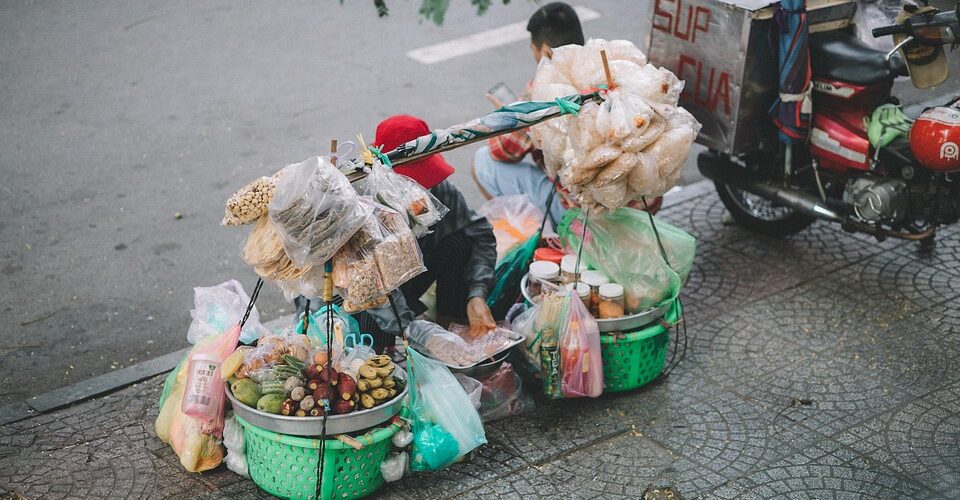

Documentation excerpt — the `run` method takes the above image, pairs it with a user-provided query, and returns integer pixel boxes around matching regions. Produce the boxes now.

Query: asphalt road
[0,0,956,406]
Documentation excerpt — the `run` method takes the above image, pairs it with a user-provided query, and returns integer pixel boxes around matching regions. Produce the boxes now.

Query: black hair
[526,2,585,48]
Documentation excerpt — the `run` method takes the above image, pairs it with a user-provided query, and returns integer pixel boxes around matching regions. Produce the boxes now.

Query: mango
[256,393,286,414]
[231,378,262,407]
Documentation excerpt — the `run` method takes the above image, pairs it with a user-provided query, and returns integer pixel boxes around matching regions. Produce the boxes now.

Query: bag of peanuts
[222,175,278,226]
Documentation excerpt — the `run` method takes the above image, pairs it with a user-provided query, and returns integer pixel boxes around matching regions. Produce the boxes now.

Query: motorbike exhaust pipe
[698,151,844,223]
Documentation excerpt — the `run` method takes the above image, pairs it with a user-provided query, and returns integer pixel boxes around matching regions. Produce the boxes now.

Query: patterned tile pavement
[2,193,959,499]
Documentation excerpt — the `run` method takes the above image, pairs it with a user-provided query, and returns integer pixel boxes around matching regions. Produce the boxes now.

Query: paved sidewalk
[2,188,960,499]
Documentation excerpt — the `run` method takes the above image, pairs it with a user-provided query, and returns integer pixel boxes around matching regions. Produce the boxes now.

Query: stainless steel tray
[520,274,669,333]
[226,373,407,437]
[448,350,510,378]
[427,330,525,371]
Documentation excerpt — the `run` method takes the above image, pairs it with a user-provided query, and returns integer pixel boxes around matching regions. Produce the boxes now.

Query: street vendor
[359,115,498,349]
[471,2,662,224]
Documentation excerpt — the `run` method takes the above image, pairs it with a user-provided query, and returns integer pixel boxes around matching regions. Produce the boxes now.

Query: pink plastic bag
[181,323,241,433]
[559,295,603,398]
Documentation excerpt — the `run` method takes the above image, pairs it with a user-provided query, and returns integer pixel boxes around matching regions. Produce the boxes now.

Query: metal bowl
[448,349,510,378]
[520,274,670,333]
[226,372,407,437]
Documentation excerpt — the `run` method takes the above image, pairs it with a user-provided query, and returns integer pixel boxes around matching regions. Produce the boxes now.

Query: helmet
[910,104,960,172]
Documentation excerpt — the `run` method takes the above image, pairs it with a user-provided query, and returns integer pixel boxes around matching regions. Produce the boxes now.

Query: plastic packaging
[181,324,242,424]
[559,208,695,313]
[268,156,367,267]
[406,347,486,471]
[535,291,569,398]
[854,0,900,51]
[455,374,483,410]
[406,320,516,368]
[187,280,265,345]
[529,38,701,209]
[528,260,560,297]
[559,294,604,398]
[243,216,312,282]
[565,282,591,303]
[477,195,549,262]
[511,303,541,370]
[223,416,249,478]
[357,161,449,238]
[476,362,535,421]
[338,345,376,379]
[381,452,408,482]
[223,175,278,227]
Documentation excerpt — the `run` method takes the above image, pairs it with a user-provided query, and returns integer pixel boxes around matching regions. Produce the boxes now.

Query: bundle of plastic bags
[529,39,702,210]
[559,207,696,313]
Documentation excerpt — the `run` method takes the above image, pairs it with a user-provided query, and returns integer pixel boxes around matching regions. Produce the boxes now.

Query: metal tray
[520,274,669,333]
[448,350,510,378]
[226,373,408,437]
[427,330,525,372]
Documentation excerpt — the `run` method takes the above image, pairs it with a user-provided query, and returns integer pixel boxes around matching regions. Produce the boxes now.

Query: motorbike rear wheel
[715,182,816,237]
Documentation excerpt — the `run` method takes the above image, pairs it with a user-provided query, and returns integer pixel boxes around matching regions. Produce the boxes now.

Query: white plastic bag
[455,374,483,410]
[187,280,265,345]
[223,416,249,478]
[381,452,408,482]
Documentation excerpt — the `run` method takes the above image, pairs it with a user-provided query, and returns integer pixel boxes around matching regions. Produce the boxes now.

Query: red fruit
[319,366,340,386]
[313,384,333,402]
[304,363,322,380]
[280,399,297,416]
[331,398,355,415]
[337,373,357,401]
[307,379,322,392]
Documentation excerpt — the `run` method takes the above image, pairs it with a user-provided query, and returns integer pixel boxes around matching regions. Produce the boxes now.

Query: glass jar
[528,260,560,298]
[564,281,591,304]
[559,255,588,284]
[580,270,610,317]
[598,283,626,319]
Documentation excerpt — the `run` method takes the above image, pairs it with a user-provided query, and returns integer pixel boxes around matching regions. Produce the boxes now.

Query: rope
[553,97,581,116]
[239,278,263,331]
[315,262,336,500]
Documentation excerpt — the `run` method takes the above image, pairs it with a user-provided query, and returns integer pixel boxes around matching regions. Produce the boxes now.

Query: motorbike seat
[810,31,908,86]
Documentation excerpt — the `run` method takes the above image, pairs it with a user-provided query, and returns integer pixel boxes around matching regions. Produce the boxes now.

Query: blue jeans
[472,146,565,227]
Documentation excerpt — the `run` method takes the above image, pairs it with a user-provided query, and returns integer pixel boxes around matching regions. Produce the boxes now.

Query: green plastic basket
[599,301,679,392]
[237,416,399,500]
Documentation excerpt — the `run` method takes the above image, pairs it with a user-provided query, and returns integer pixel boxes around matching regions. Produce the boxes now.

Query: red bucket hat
[374,115,455,189]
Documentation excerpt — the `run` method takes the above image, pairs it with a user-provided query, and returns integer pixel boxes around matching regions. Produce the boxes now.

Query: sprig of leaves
[368,0,514,25]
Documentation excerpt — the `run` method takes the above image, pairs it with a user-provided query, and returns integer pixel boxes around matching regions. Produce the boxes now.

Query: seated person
[357,115,498,350]
[472,2,662,223]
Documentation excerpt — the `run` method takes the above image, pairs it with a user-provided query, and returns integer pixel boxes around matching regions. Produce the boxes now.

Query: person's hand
[466,296,496,339]
[485,92,505,109]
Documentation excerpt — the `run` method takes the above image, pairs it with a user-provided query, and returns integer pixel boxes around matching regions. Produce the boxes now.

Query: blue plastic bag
[406,346,486,471]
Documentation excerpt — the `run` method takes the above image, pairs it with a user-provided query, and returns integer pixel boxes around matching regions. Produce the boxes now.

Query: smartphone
[487,82,517,106]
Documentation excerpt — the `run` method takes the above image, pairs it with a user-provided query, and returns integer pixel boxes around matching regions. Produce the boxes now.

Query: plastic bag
[223,416,249,478]
[268,156,367,267]
[455,374,483,410]
[381,452,408,482]
[182,324,242,424]
[477,195,550,262]
[243,216,312,282]
[357,161,449,238]
[476,362,535,421]
[187,280,265,345]
[559,294,603,398]
[337,344,376,378]
[534,291,570,398]
[156,347,224,472]
[406,320,515,368]
[854,0,900,51]
[223,175,278,226]
[559,208,695,313]
[511,304,541,370]
[406,347,486,471]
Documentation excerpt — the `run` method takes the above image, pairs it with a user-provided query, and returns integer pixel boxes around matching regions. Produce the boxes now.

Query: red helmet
[910,103,960,172]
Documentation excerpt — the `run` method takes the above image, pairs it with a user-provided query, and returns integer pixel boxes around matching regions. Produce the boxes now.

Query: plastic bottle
[182,354,222,420]
[528,260,561,298]
[559,255,588,284]
[580,270,610,317]
[598,283,626,319]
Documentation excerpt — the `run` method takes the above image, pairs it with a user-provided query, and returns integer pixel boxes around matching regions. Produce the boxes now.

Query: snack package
[534,291,569,398]
[357,161,449,237]
[559,207,695,313]
[243,217,311,282]
[406,347,486,471]
[558,294,603,398]
[406,320,516,368]
[529,39,702,210]
[477,195,550,262]
[223,175,278,226]
[268,156,367,267]
[476,362,535,422]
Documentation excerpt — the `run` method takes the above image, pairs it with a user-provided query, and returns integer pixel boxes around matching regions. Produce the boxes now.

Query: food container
[521,273,671,333]
[226,370,408,437]
[448,349,511,378]
[565,281,591,303]
[598,283,626,319]
[533,247,565,264]
[579,270,610,317]
[559,255,588,284]
[640,0,857,155]
[528,260,560,297]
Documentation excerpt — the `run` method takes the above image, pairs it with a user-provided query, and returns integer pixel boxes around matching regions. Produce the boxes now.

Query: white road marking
[406,6,601,65]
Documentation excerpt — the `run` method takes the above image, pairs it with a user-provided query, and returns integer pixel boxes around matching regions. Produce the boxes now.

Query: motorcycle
[698,1,960,251]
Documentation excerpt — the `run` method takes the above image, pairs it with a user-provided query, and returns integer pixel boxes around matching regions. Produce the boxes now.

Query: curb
[0,347,188,426]
[0,182,714,428]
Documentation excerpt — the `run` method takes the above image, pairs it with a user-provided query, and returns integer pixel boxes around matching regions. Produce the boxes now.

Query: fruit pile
[223,337,405,417]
